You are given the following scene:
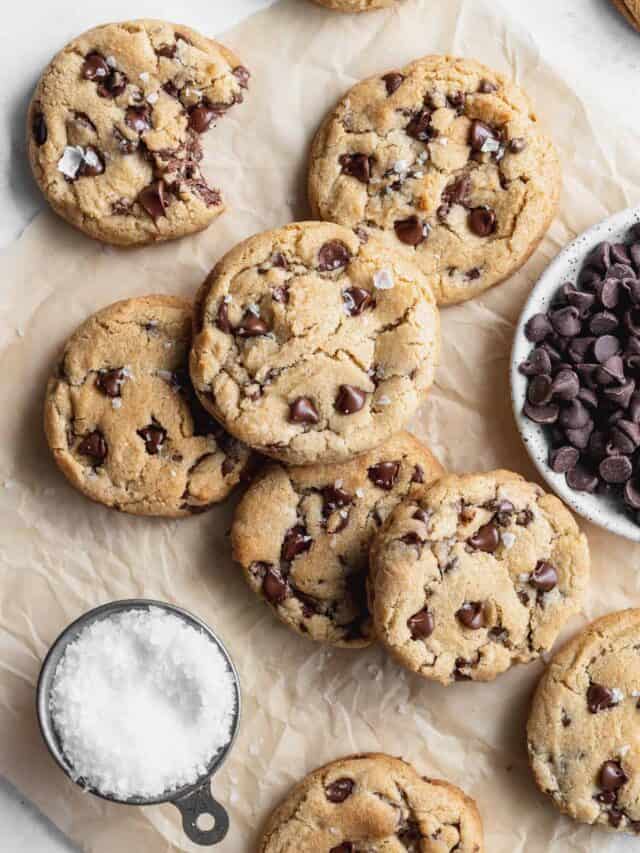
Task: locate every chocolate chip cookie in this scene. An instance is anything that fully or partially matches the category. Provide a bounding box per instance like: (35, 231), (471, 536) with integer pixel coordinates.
(189, 221), (440, 466)
(610, 0), (640, 31)
(528, 609), (640, 834)
(369, 470), (589, 684)
(308, 55), (561, 306)
(259, 753), (484, 852)
(45, 295), (253, 516)
(311, 0), (396, 10)
(28, 20), (250, 246)
(231, 432), (443, 647)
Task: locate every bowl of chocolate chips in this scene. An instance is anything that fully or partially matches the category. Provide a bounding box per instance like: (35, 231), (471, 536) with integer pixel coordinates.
(511, 207), (640, 541)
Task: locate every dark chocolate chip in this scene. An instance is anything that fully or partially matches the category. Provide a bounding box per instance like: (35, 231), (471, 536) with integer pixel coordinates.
(368, 461), (400, 490)
(624, 480), (640, 509)
(325, 778), (354, 803)
(32, 112), (47, 146)
(600, 455), (633, 484)
(442, 175), (471, 206)
(560, 399), (590, 429)
(550, 368), (580, 400)
(138, 179), (167, 221)
(550, 306), (581, 337)
(508, 137), (527, 153)
(469, 120), (496, 152)
(322, 486), (352, 515)
(339, 153), (371, 184)
(599, 761), (628, 792)
(523, 401), (560, 424)
(335, 385), (367, 415)
(411, 465), (425, 484)
(587, 683), (618, 713)
(82, 52), (109, 80)
(611, 420), (640, 453)
(549, 445), (579, 473)
(216, 301), (232, 333)
(530, 560), (558, 592)
(188, 105), (217, 133)
(525, 313), (553, 342)
(263, 567), (289, 604)
(318, 241), (351, 272)
(382, 72), (404, 95)
(604, 379), (635, 409)
(456, 602), (485, 630)
(237, 312), (269, 337)
(281, 525), (312, 561)
(289, 397), (319, 424)
(78, 430), (107, 464)
(590, 312), (619, 336)
(566, 465), (599, 492)
(125, 106), (151, 133)
(97, 70), (128, 98)
(138, 424), (166, 455)
(527, 374), (552, 405)
(96, 368), (125, 398)
(405, 109), (433, 141)
(565, 422), (593, 450)
(407, 608), (434, 639)
(394, 215), (427, 246)
(343, 287), (373, 316)
(467, 522), (499, 552)
(156, 43), (177, 58)
(468, 207), (496, 237)
(519, 348), (552, 376)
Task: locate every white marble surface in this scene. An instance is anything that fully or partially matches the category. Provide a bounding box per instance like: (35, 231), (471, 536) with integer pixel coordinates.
(2, 0), (640, 849)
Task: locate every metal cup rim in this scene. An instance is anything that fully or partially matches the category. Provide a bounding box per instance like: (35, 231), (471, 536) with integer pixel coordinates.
(36, 598), (241, 807)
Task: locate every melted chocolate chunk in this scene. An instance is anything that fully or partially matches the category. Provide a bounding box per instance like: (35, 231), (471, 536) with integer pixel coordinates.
(394, 216), (427, 246)
(325, 778), (354, 803)
(335, 385), (367, 414)
(456, 602), (485, 630)
(96, 368), (125, 398)
(281, 525), (312, 561)
(339, 153), (371, 184)
(382, 72), (404, 95)
(467, 521), (500, 552)
(407, 608), (434, 639)
(343, 287), (373, 316)
(318, 241), (351, 272)
(263, 567), (289, 604)
(32, 112), (47, 146)
(587, 683), (618, 714)
(289, 397), (319, 424)
(78, 430), (107, 464)
(138, 424), (166, 455)
(367, 461), (400, 490)
(138, 180), (167, 222)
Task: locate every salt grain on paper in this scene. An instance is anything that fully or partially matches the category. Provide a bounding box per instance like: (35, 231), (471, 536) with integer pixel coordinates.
(373, 269), (394, 290)
(50, 608), (236, 800)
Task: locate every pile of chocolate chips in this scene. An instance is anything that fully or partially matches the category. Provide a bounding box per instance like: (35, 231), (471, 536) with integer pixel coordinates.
(519, 225), (640, 517)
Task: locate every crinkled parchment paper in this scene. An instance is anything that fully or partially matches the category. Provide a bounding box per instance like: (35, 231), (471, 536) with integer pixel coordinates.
(2, 0), (640, 850)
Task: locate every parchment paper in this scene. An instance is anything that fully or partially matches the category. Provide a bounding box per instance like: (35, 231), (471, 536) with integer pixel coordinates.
(2, 0), (640, 850)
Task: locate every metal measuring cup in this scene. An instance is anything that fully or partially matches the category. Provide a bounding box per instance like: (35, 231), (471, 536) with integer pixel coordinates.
(36, 599), (241, 847)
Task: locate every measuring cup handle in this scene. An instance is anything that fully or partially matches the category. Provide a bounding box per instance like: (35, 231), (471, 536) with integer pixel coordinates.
(173, 779), (230, 846)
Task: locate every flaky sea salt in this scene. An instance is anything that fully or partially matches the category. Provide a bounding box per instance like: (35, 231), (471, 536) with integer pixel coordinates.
(146, 92), (159, 104)
(501, 531), (516, 550)
(50, 608), (236, 799)
(139, 71), (150, 82)
(373, 269), (394, 290)
(57, 146), (85, 179)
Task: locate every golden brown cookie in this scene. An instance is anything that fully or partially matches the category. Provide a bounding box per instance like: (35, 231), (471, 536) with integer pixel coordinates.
(44, 295), (253, 516)
(231, 432), (444, 647)
(259, 753), (484, 852)
(369, 470), (589, 684)
(28, 19), (250, 246)
(308, 55), (561, 306)
(610, 0), (640, 30)
(528, 609), (640, 835)
(190, 221), (440, 465)
(311, 0), (395, 10)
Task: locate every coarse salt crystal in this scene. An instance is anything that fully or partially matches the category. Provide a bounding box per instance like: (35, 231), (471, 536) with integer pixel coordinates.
(393, 160), (408, 174)
(147, 92), (159, 104)
(355, 488), (364, 498)
(106, 55), (117, 68)
(57, 146), (85, 179)
(619, 744), (631, 756)
(223, 294), (233, 304)
(611, 688), (625, 703)
(334, 480), (343, 489)
(139, 72), (150, 82)
(481, 137), (501, 154)
(247, 303), (261, 316)
(518, 573), (530, 582)
(373, 269), (394, 290)
(50, 608), (236, 799)
(501, 531), (516, 549)
(412, 170), (424, 178)
(377, 395), (391, 406)
(111, 398), (122, 410)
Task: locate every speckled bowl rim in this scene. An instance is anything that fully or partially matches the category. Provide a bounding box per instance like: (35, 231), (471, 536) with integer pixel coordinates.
(510, 206), (640, 542)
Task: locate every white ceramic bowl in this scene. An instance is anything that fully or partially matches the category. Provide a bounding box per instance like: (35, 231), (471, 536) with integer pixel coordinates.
(511, 206), (640, 542)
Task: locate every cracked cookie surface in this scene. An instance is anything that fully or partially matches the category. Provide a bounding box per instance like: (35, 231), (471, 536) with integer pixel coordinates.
(231, 432), (444, 647)
(259, 753), (484, 853)
(369, 470), (589, 684)
(189, 221), (440, 466)
(528, 609), (640, 835)
(308, 55), (561, 306)
(44, 295), (253, 517)
(28, 19), (249, 246)
(610, 0), (640, 30)
(311, 0), (396, 10)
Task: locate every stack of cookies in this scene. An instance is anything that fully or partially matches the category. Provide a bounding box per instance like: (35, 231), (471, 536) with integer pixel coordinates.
(32, 15), (618, 850)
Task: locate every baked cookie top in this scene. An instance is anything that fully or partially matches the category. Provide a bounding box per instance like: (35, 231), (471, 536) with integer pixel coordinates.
(190, 221), (440, 465)
(308, 55), (561, 306)
(311, 0), (396, 10)
(369, 470), (589, 684)
(28, 19), (249, 246)
(259, 753), (484, 852)
(231, 432), (443, 647)
(528, 609), (640, 835)
(45, 295), (252, 517)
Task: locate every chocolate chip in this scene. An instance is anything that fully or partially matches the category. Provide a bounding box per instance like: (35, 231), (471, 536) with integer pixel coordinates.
(343, 287), (373, 316)
(368, 461), (400, 490)
(394, 215), (427, 246)
(600, 455), (633, 484)
(318, 241), (350, 272)
(125, 106), (151, 133)
(624, 480), (640, 509)
(339, 153), (371, 184)
(549, 445), (579, 473)
(413, 508), (431, 524)
(566, 465), (598, 492)
(325, 778), (354, 803)
(382, 72), (404, 95)
(405, 109), (433, 141)
(96, 368), (125, 398)
(527, 374), (552, 405)
(335, 385), (367, 415)
(550, 369), (580, 400)
(587, 683), (618, 713)
(525, 314), (553, 343)
(281, 525), (312, 561)
(523, 401), (560, 424)
(530, 560), (558, 592)
(138, 424), (166, 455)
(560, 399), (590, 430)
(188, 105), (217, 133)
(329, 844), (353, 853)
(411, 465), (425, 484)
(138, 180), (167, 222)
(156, 43), (176, 58)
(509, 137), (527, 153)
(263, 567), (289, 604)
(550, 306), (581, 337)
(81, 52), (109, 80)
(32, 112), (47, 146)
(442, 175), (471, 206)
(599, 761), (628, 792)
(456, 602), (485, 630)
(468, 207), (496, 237)
(612, 419), (640, 453)
(469, 120), (496, 152)
(467, 521), (499, 552)
(406, 606), (435, 640)
(233, 65), (251, 88)
(519, 347), (552, 376)
(97, 70), (128, 98)
(289, 397), (319, 424)
(237, 312), (269, 337)
(216, 301), (232, 333)
(322, 486), (352, 515)
(78, 430), (107, 464)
